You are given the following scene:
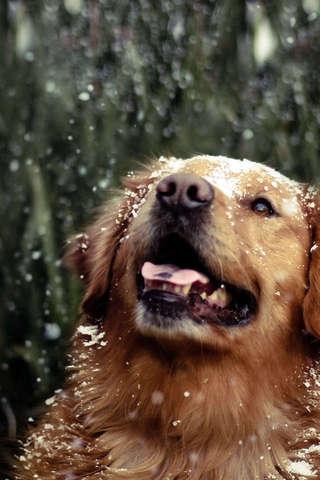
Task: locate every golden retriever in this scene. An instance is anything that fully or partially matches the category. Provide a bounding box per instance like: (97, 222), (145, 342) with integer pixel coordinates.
(15, 155), (320, 479)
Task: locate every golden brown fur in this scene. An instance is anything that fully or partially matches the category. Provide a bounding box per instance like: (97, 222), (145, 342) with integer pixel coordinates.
(15, 156), (320, 479)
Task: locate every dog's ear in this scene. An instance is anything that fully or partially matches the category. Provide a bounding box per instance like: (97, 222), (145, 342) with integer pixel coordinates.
(64, 198), (125, 320)
(303, 190), (320, 338)
(64, 172), (154, 320)
(303, 227), (320, 338)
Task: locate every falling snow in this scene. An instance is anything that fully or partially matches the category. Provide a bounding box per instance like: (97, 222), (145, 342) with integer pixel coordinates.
(2, 2), (320, 478)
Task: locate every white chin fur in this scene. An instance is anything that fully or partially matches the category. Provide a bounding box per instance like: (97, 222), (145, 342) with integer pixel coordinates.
(134, 303), (210, 341)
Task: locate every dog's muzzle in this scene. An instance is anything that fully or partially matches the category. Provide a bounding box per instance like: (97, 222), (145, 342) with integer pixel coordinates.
(135, 174), (257, 331)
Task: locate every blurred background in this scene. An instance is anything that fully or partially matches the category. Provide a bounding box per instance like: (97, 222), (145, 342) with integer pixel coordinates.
(1, 0), (320, 468)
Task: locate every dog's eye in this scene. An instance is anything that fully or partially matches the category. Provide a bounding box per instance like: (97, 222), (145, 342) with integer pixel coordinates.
(251, 198), (275, 216)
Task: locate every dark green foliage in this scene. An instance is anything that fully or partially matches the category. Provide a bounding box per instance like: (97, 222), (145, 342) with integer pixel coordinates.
(1, 0), (320, 446)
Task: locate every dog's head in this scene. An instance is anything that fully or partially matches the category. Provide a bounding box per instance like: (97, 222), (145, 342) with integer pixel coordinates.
(17, 156), (320, 480)
(66, 155), (320, 356)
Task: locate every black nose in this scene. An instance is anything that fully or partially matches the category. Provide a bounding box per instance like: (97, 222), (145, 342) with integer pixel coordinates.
(156, 173), (214, 211)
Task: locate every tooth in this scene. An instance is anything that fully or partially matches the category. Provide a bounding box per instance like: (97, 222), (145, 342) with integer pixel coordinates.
(209, 290), (218, 302)
(174, 286), (182, 294)
(208, 288), (231, 308)
(200, 292), (207, 300)
(183, 285), (191, 295)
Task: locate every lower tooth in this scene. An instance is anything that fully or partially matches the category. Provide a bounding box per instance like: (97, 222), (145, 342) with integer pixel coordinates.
(208, 288), (230, 308)
(200, 292), (207, 300)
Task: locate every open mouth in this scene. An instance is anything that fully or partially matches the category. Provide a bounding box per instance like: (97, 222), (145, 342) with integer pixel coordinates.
(137, 234), (257, 328)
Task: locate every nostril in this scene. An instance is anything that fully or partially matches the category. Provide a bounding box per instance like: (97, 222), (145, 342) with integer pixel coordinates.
(187, 185), (200, 203)
(157, 179), (176, 197)
(164, 181), (176, 197)
(189, 181), (213, 204)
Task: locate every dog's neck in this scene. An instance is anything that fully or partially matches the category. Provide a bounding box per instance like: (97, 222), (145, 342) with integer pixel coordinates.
(67, 327), (320, 479)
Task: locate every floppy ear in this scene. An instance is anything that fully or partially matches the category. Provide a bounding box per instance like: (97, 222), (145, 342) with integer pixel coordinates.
(64, 172), (154, 321)
(303, 230), (320, 338)
(303, 192), (320, 338)
(64, 198), (125, 320)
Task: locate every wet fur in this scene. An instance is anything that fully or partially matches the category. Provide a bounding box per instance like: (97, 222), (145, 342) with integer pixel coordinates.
(15, 156), (320, 479)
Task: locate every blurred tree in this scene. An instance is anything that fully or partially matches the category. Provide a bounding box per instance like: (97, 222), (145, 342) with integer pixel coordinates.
(1, 0), (320, 457)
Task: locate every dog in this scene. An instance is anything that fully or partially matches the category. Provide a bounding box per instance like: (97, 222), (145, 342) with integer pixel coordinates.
(15, 155), (320, 479)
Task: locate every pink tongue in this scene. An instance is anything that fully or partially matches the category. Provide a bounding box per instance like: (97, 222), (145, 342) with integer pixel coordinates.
(141, 262), (209, 286)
